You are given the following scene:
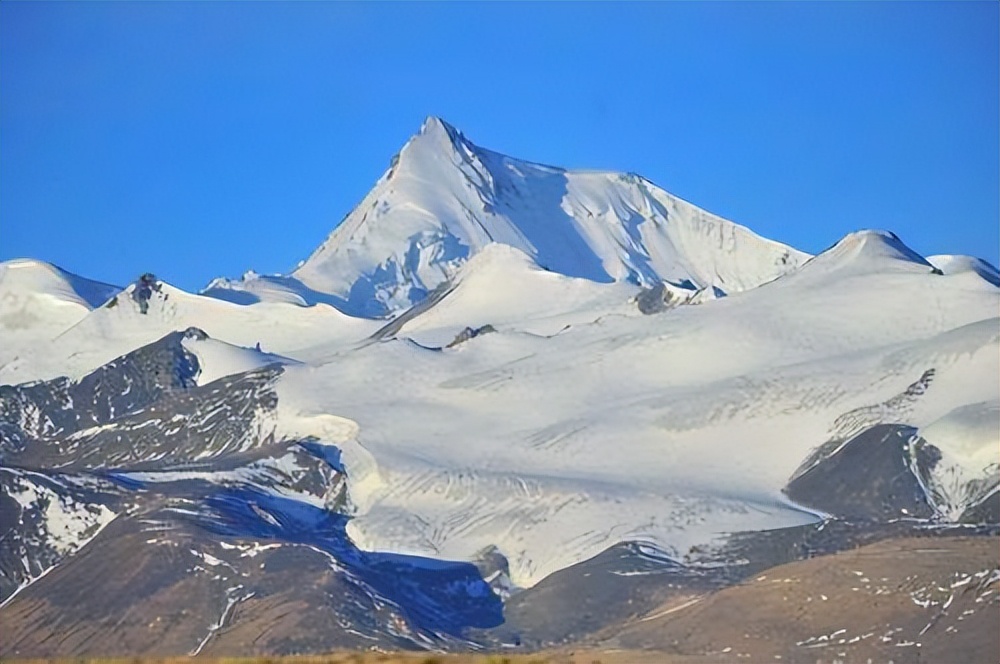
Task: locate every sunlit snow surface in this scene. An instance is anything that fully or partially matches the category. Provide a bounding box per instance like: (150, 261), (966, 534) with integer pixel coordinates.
(918, 402), (1000, 520)
(213, 117), (808, 318)
(0, 259), (120, 367)
(1, 118), (998, 593)
(269, 234), (998, 587)
(0, 279), (378, 384)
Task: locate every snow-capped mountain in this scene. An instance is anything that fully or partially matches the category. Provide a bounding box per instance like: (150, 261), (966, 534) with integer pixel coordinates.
(209, 117), (809, 317)
(0, 259), (119, 367)
(0, 273), (377, 385)
(1, 117), (998, 658)
(268, 225), (997, 588)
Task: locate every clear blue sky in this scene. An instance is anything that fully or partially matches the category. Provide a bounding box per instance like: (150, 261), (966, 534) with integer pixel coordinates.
(2, 2), (997, 291)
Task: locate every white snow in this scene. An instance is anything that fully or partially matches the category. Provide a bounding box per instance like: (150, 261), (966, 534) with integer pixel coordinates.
(181, 335), (298, 386)
(394, 243), (640, 347)
(0, 259), (120, 367)
(928, 254), (1000, 286)
(268, 226), (999, 587)
(0, 279), (378, 385)
(917, 402), (1000, 520)
(4, 473), (116, 556)
(216, 117), (807, 317)
(0, 470), (117, 606)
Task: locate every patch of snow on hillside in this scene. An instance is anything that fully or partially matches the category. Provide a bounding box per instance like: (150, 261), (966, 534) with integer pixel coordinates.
(927, 255), (1000, 287)
(918, 402), (1000, 520)
(181, 336), (297, 386)
(395, 243), (640, 347)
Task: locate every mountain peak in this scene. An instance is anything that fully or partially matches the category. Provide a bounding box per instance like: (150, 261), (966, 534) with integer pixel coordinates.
(832, 229), (930, 265)
(404, 115), (467, 150)
(796, 229), (936, 279)
(419, 115), (459, 138)
(0, 258), (120, 309)
(242, 120), (810, 317)
(384, 115), (478, 180)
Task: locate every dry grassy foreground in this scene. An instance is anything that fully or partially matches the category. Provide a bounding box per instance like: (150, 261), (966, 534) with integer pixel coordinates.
(5, 537), (996, 664)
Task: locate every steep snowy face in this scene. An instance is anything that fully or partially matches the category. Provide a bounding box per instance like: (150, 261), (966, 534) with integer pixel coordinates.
(280, 117), (808, 317)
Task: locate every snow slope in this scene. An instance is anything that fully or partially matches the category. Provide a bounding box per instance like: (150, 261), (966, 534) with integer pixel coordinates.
(392, 243), (641, 348)
(181, 335), (298, 386)
(0, 259), (120, 367)
(928, 254), (1000, 287)
(268, 232), (999, 587)
(917, 401), (1000, 520)
(201, 271), (348, 308)
(210, 117), (808, 317)
(0, 277), (377, 385)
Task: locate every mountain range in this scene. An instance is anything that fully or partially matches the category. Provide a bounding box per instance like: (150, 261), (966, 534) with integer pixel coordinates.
(1, 117), (997, 661)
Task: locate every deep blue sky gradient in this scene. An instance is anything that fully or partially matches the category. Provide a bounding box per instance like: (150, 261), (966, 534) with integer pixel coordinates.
(2, 2), (997, 290)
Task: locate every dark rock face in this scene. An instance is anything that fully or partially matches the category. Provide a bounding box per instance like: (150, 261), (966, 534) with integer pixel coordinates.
(962, 489), (1000, 524)
(784, 424), (937, 521)
(636, 283), (684, 314)
(792, 369), (937, 478)
(446, 325), (496, 348)
(0, 328), (219, 602)
(495, 542), (719, 648)
(131, 273), (163, 315)
(7, 367), (283, 472)
(783, 370), (996, 528)
(0, 328), (206, 457)
(0, 468), (125, 602)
